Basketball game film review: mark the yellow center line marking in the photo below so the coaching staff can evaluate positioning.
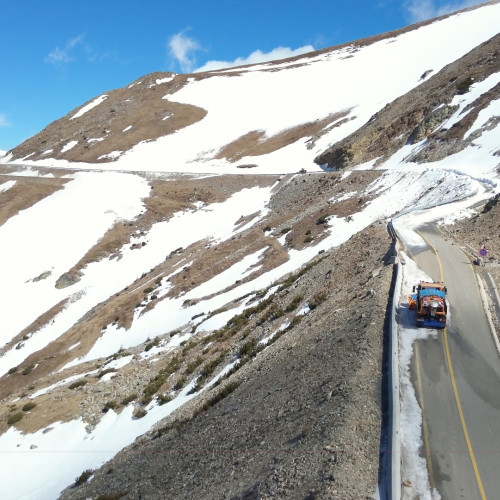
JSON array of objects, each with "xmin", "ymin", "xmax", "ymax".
[
  {"xmin": 414, "ymin": 341, "xmax": 435, "ymax": 489},
  {"xmin": 443, "ymin": 328, "xmax": 487, "ymax": 499},
  {"xmin": 417, "ymin": 229, "xmax": 487, "ymax": 500}
]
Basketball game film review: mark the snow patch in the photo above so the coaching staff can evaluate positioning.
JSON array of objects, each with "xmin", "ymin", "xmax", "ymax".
[
  {"xmin": 98, "ymin": 151, "xmax": 123, "ymax": 160},
  {"xmin": 61, "ymin": 140, "xmax": 78, "ymax": 153},
  {"xmin": 0, "ymin": 180, "xmax": 16, "ymax": 193},
  {"xmin": 71, "ymin": 95, "xmax": 108, "ymax": 120}
]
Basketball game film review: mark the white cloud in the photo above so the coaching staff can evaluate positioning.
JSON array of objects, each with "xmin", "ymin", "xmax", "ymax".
[
  {"xmin": 404, "ymin": 0, "xmax": 484, "ymax": 23},
  {"xmin": 168, "ymin": 31, "xmax": 203, "ymax": 73},
  {"xmin": 0, "ymin": 113, "xmax": 11, "ymax": 127},
  {"xmin": 167, "ymin": 28, "xmax": 314, "ymax": 74},
  {"xmin": 194, "ymin": 45, "xmax": 315, "ymax": 73},
  {"xmin": 45, "ymin": 34, "xmax": 86, "ymax": 65}
]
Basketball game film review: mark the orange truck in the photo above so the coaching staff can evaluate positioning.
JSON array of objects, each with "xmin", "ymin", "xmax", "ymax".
[{"xmin": 408, "ymin": 281, "xmax": 447, "ymax": 328}]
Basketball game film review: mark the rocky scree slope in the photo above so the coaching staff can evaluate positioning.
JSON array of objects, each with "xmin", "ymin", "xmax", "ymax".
[
  {"xmin": 449, "ymin": 192, "xmax": 500, "ymax": 262},
  {"xmin": 59, "ymin": 224, "xmax": 394, "ymax": 500},
  {"xmin": 0, "ymin": 169, "xmax": 392, "ymax": 499},
  {"xmin": 315, "ymin": 33, "xmax": 500, "ymax": 169}
]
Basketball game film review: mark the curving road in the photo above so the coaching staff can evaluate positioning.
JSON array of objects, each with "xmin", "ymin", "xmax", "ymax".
[{"xmin": 407, "ymin": 224, "xmax": 500, "ymax": 499}]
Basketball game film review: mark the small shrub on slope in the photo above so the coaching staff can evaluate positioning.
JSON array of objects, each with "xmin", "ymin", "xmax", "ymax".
[{"xmin": 7, "ymin": 413, "xmax": 23, "ymax": 425}]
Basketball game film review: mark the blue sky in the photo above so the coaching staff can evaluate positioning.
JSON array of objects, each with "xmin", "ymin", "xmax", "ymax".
[{"xmin": 0, "ymin": 0, "xmax": 485, "ymax": 151}]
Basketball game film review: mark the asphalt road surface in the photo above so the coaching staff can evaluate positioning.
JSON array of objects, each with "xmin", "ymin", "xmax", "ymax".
[{"xmin": 407, "ymin": 224, "xmax": 500, "ymax": 500}]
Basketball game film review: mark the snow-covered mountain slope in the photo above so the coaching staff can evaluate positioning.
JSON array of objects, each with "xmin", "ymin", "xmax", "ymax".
[
  {"xmin": 6, "ymin": 1, "xmax": 500, "ymax": 176},
  {"xmin": 1, "ymin": 3, "xmax": 500, "ymax": 499}
]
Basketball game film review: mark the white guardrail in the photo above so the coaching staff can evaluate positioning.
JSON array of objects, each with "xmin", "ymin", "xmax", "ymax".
[
  {"xmin": 391, "ymin": 239, "xmax": 402, "ymax": 499},
  {"xmin": 387, "ymin": 221, "xmax": 402, "ymax": 499}
]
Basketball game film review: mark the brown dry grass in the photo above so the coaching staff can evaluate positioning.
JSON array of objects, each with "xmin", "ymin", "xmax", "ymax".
[
  {"xmin": 10, "ymin": 73, "xmax": 207, "ymax": 164},
  {"xmin": 216, "ymin": 113, "xmax": 349, "ymax": 163},
  {"xmin": 61, "ymin": 173, "xmax": 280, "ymax": 279},
  {"xmin": 0, "ymin": 391, "xmax": 84, "ymax": 435},
  {"xmin": 0, "ymin": 174, "xmax": 284, "ymax": 407},
  {"xmin": 166, "ymin": 229, "xmax": 289, "ymax": 301},
  {"xmin": 0, "ymin": 175, "xmax": 69, "ymax": 227}
]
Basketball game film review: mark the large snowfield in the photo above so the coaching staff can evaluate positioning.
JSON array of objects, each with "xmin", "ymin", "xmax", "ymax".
[{"xmin": 1, "ymin": 3, "xmax": 500, "ymax": 499}]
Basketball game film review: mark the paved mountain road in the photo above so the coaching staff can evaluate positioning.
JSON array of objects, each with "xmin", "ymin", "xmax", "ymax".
[{"xmin": 408, "ymin": 224, "xmax": 500, "ymax": 499}]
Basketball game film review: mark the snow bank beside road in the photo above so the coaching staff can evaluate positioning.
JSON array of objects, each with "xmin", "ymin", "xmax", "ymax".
[{"xmin": 397, "ymin": 254, "xmax": 441, "ymax": 500}]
